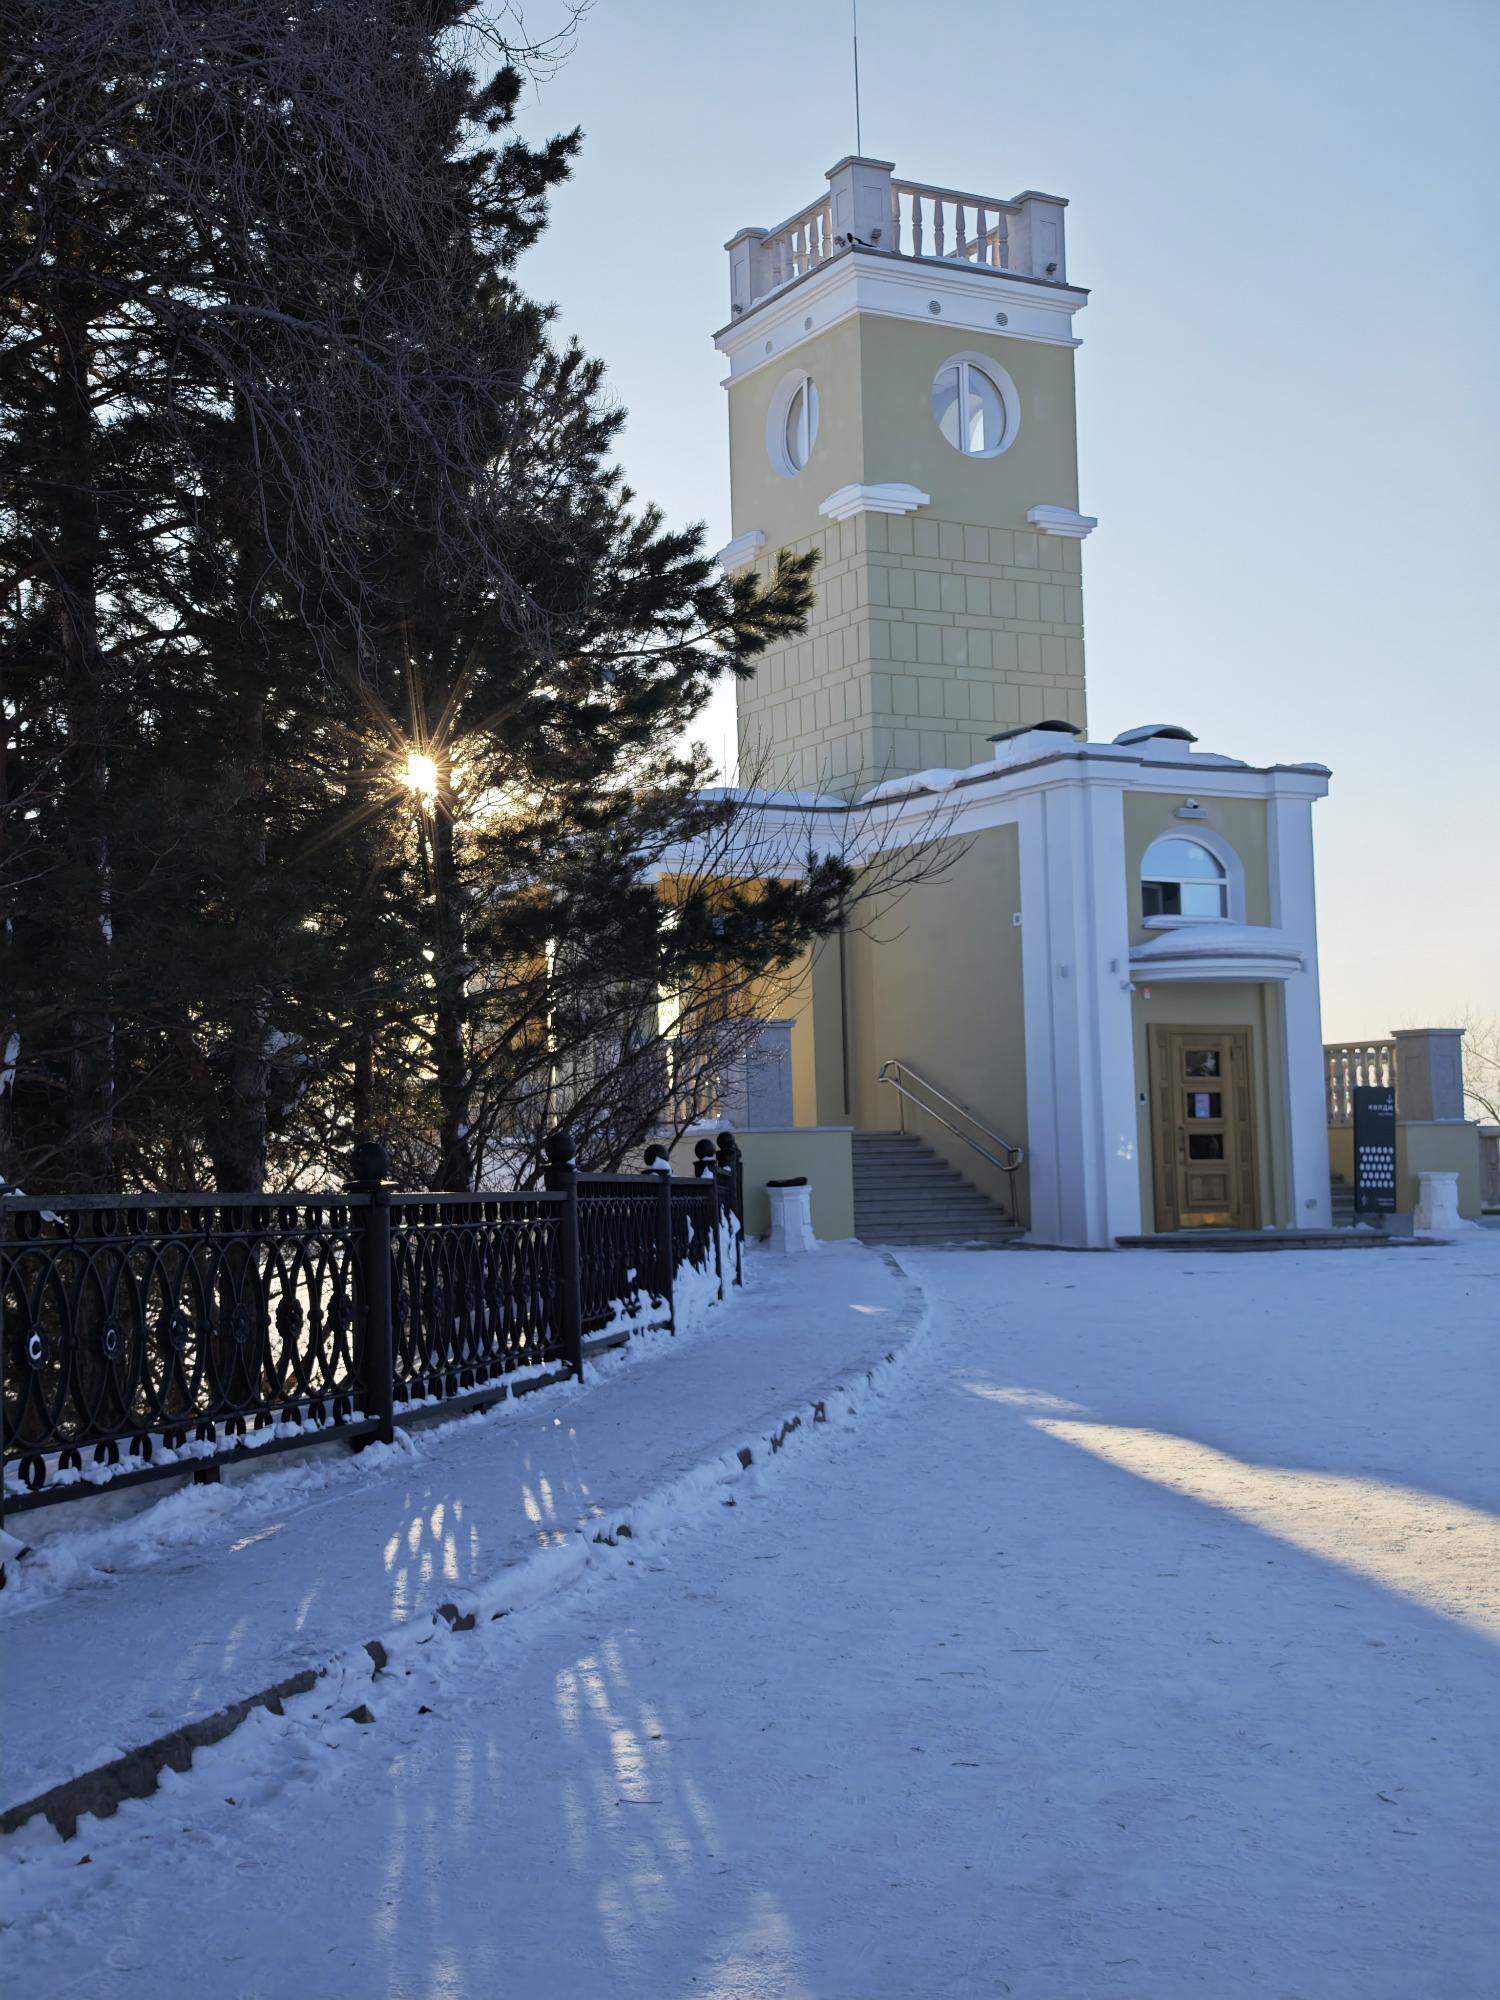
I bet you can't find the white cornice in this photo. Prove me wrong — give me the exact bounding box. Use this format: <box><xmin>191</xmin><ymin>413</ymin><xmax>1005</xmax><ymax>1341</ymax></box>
<box><xmin>714</xmin><ymin>248</ymin><xmax>1088</xmax><ymax>386</ymax></box>
<box><xmin>1027</xmin><ymin>504</ymin><xmax>1097</xmax><ymax>539</ymax></box>
<box><xmin>656</xmin><ymin>739</ymin><xmax>1329</xmax><ymax>879</ymax></box>
<box><xmin>1129</xmin><ymin>923</ymin><xmax>1307</xmax><ymax>985</ymax></box>
<box><xmin>818</xmin><ymin>482</ymin><xmax>930</xmax><ymax>524</ymax></box>
<box><xmin>715</xmin><ymin>529</ymin><xmax>765</xmax><ymax>571</ymax></box>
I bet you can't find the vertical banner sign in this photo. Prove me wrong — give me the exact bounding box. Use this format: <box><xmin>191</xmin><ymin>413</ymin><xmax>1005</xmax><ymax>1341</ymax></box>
<box><xmin>1353</xmin><ymin>1084</ymin><xmax>1397</xmax><ymax>1216</ymax></box>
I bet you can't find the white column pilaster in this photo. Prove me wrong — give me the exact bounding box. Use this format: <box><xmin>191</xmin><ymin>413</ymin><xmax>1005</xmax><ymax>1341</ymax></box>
<box><xmin>1020</xmin><ymin>778</ymin><xmax>1140</xmax><ymax>1246</ymax></box>
<box><xmin>1268</xmin><ymin>786</ymin><xmax>1332</xmax><ymax>1228</ymax></box>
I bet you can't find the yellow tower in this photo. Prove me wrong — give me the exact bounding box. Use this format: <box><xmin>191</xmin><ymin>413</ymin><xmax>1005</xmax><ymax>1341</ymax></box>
<box><xmin>715</xmin><ymin>157</ymin><xmax>1093</xmax><ymax>795</ymax></box>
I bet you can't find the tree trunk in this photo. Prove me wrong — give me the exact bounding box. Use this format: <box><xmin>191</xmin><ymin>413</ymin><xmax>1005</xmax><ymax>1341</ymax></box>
<box><xmin>0</xmin><ymin>664</ymin><xmax>16</xmax><ymax>1180</ymax></box>
<box><xmin>429</xmin><ymin>768</ymin><xmax>473</xmax><ymax>1191</ymax></box>
<box><xmin>210</xmin><ymin>675</ymin><xmax>272</xmax><ymax>1193</ymax></box>
<box><xmin>213</xmin><ymin>993</ymin><xmax>271</xmax><ymax>1191</ymax></box>
<box><xmin>56</xmin><ymin>304</ymin><xmax>115</xmax><ymax>1189</ymax></box>
<box><xmin>206</xmin><ymin>409</ymin><xmax>276</xmax><ymax>1193</ymax></box>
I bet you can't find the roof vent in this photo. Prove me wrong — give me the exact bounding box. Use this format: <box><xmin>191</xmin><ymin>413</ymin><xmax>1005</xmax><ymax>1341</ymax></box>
<box><xmin>1113</xmin><ymin>723</ymin><xmax>1198</xmax><ymax>746</ymax></box>
<box><xmin>988</xmin><ymin>718</ymin><xmax>1083</xmax><ymax>745</ymax></box>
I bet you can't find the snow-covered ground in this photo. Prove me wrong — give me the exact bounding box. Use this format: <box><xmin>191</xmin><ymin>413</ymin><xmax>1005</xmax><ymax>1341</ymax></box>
<box><xmin>0</xmin><ymin>1243</ymin><xmax>920</xmax><ymax>1814</ymax></box>
<box><xmin>4</xmin><ymin>1229</ymin><xmax>1498</xmax><ymax>1998</ymax></box>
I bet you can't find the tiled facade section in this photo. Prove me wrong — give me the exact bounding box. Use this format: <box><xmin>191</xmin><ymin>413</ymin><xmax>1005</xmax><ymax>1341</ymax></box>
<box><xmin>737</xmin><ymin>512</ymin><xmax>1087</xmax><ymax>793</ymax></box>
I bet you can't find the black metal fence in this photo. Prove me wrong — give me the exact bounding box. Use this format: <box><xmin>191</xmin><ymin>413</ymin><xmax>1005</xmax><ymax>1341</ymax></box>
<box><xmin>0</xmin><ymin>1131</ymin><xmax>744</xmax><ymax>1521</ymax></box>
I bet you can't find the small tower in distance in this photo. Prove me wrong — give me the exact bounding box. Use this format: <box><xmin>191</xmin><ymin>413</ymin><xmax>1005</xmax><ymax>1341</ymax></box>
<box><xmin>714</xmin><ymin>157</ymin><xmax>1094</xmax><ymax>795</ymax></box>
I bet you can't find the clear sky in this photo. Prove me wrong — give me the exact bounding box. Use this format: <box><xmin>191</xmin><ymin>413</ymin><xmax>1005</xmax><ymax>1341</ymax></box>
<box><xmin>513</xmin><ymin>0</ymin><xmax>1498</xmax><ymax>1040</ymax></box>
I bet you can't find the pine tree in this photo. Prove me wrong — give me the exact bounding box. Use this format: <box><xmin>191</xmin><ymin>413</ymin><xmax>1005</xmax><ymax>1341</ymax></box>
<box><xmin>3</xmin><ymin>2</ymin><xmax>900</xmax><ymax>1195</ymax></box>
<box><xmin>1</xmin><ymin>2</ymin><xmax>579</xmax><ymax>1187</ymax></box>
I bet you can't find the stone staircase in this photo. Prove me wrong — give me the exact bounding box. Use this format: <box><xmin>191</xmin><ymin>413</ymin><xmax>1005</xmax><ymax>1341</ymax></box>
<box><xmin>851</xmin><ymin>1130</ymin><xmax>1021</xmax><ymax>1248</ymax></box>
<box><xmin>1330</xmin><ymin>1173</ymin><xmax>1356</xmax><ymax>1228</ymax></box>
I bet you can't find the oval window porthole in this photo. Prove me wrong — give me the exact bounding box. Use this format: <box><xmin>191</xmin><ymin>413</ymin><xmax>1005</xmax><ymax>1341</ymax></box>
<box><xmin>767</xmin><ymin>370</ymin><xmax>820</xmax><ymax>477</ymax></box>
<box><xmin>931</xmin><ymin>353</ymin><xmax>1020</xmax><ymax>459</ymax></box>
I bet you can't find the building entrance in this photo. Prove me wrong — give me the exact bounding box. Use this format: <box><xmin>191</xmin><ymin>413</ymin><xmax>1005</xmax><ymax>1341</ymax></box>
<box><xmin>1147</xmin><ymin>1026</ymin><xmax>1259</xmax><ymax>1230</ymax></box>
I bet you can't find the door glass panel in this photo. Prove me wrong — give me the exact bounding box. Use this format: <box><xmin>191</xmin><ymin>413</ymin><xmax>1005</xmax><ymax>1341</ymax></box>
<box><xmin>1185</xmin><ymin>1091</ymin><xmax>1222</xmax><ymax>1120</ymax></box>
<box><xmin>1188</xmin><ymin>1133</ymin><xmax>1226</xmax><ymax>1159</ymax></box>
<box><xmin>1183</xmin><ymin>1049</ymin><xmax>1220</xmax><ymax>1077</ymax></box>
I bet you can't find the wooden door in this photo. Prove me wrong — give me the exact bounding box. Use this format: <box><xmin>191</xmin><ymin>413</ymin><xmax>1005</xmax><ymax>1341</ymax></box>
<box><xmin>1148</xmin><ymin>1026</ymin><xmax>1259</xmax><ymax>1231</ymax></box>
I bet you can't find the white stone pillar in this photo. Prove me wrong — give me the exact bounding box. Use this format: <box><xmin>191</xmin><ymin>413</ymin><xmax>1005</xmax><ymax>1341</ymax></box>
<box><xmin>1414</xmin><ymin>1171</ymin><xmax>1469</xmax><ymax>1233</ymax></box>
<box><xmin>1020</xmin><ymin>779</ymin><xmax>1140</xmax><ymax>1247</ymax></box>
<box><xmin>767</xmin><ymin>1183</ymin><xmax>816</xmax><ymax>1253</ymax></box>
<box><xmin>1392</xmin><ymin>1028</ymin><xmax>1466</xmax><ymax>1122</ymax></box>
<box><xmin>1267</xmin><ymin>783</ymin><xmax>1333</xmax><ymax>1228</ymax></box>
<box><xmin>1009</xmin><ymin>192</ymin><xmax>1069</xmax><ymax>280</ymax></box>
<box><xmin>724</xmin><ymin>227</ymin><xmax>769</xmax><ymax>315</ymax></box>
<box><xmin>824</xmin><ymin>156</ymin><xmax>896</xmax><ymax>250</ymax></box>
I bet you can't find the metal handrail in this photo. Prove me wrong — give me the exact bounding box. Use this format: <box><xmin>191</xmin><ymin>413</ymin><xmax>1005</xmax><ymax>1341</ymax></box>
<box><xmin>876</xmin><ymin>1060</ymin><xmax>1024</xmax><ymax>1177</ymax></box>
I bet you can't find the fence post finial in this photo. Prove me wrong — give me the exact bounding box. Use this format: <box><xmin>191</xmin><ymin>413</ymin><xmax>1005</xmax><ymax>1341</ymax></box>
<box><xmin>349</xmin><ymin>1139</ymin><xmax>391</xmax><ymax>1189</ymax></box>
<box><xmin>715</xmin><ymin>1132</ymin><xmax>745</xmax><ymax>1286</ymax></box>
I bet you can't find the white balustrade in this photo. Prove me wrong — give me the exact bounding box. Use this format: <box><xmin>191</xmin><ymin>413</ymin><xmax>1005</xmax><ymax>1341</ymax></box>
<box><xmin>890</xmin><ymin>180</ymin><xmax>1014</xmax><ymax>271</ymax></box>
<box><xmin>1324</xmin><ymin>1040</ymin><xmax>1397</xmax><ymax>1125</ymax></box>
<box><xmin>728</xmin><ymin>161</ymin><xmax>1066</xmax><ymax>314</ymax></box>
<box><xmin>764</xmin><ymin>196</ymin><xmax>836</xmax><ymax>294</ymax></box>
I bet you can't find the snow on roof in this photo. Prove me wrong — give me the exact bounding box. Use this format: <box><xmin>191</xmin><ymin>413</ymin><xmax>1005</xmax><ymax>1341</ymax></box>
<box><xmin>696</xmin><ymin>785</ymin><xmax>850</xmax><ymax>811</ymax></box>
<box><xmin>1113</xmin><ymin>722</ymin><xmax>1198</xmax><ymax>745</ymax></box>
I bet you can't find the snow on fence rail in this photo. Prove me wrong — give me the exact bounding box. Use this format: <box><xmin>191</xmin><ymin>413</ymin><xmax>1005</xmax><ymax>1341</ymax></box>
<box><xmin>0</xmin><ymin>1132</ymin><xmax>743</xmax><ymax>1520</ymax></box>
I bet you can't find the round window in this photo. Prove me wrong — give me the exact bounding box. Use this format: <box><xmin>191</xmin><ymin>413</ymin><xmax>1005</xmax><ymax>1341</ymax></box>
<box><xmin>932</xmin><ymin>355</ymin><xmax>1018</xmax><ymax>458</ymax></box>
<box><xmin>768</xmin><ymin>371</ymin><xmax>819</xmax><ymax>476</ymax></box>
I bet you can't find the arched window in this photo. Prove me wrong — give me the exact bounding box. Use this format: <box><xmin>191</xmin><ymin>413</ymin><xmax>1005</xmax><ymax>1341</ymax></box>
<box><xmin>1141</xmin><ymin>837</ymin><xmax>1228</xmax><ymax>920</ymax></box>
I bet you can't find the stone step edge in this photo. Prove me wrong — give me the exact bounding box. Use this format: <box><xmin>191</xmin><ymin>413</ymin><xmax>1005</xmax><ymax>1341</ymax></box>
<box><xmin>0</xmin><ymin>1256</ymin><xmax>933</xmax><ymax>1846</ymax></box>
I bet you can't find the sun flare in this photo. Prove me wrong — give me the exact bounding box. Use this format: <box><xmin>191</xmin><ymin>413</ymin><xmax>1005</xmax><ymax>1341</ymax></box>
<box><xmin>403</xmin><ymin>750</ymin><xmax>439</xmax><ymax>802</ymax></box>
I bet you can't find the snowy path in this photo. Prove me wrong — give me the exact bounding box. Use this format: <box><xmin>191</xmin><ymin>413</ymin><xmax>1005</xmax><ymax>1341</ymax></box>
<box><xmin>5</xmin><ymin>1232</ymin><xmax>1499</xmax><ymax>1998</ymax></box>
<box><xmin>1</xmin><ymin>1246</ymin><xmax>920</xmax><ymax>1816</ymax></box>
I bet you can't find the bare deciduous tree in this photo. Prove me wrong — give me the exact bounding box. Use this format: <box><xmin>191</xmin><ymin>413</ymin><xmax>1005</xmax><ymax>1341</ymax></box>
<box><xmin>1459</xmin><ymin>1010</ymin><xmax>1500</xmax><ymax>1126</ymax></box>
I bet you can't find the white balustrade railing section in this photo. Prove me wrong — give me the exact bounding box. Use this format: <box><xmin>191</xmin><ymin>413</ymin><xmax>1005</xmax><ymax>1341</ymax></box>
<box><xmin>890</xmin><ymin>181</ymin><xmax>1014</xmax><ymax>271</ymax></box>
<box><xmin>1325</xmin><ymin>1041</ymin><xmax>1397</xmax><ymax>1125</ymax></box>
<box><xmin>763</xmin><ymin>195</ymin><xmax>836</xmax><ymax>294</ymax></box>
<box><xmin>726</xmin><ymin>161</ymin><xmax>1069</xmax><ymax>316</ymax></box>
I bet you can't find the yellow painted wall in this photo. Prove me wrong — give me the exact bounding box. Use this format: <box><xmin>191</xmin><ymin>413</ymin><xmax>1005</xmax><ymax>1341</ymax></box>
<box><xmin>726</xmin><ymin>318</ymin><xmax>1080</xmax><ymax>546</ymax></box>
<box><xmin>743</xmin><ymin>946</ymin><xmax>827</xmax><ymax>1129</ymax></box>
<box><xmin>855</xmin><ymin>318</ymin><xmax>1080</xmax><ymax>530</ymax></box>
<box><xmin>727</xmin><ymin>317</ymin><xmax>867</xmax><ymax>551</ymax></box>
<box><xmin>841</xmin><ymin>823</ymin><xmax>1029</xmax><ymax>1224</ymax></box>
<box><xmin>1122</xmin><ymin>793</ymin><xmax>1271</xmax><ymax>946</ymax></box>
<box><xmin>668</xmin><ymin>1127</ymin><xmax>855</xmax><ymax>1240</ymax></box>
<box><xmin>1326</xmin><ymin>1120</ymin><xmax>1483</xmax><ymax>1219</ymax></box>
<box><xmin>728</xmin><ymin>317</ymin><xmax>1087</xmax><ymax>793</ymax></box>
<box><xmin>1399</xmin><ymin>1123</ymin><xmax>1483</xmax><ymax>1220</ymax></box>
<box><xmin>1131</xmin><ymin>983</ymin><xmax>1290</xmax><ymax>1228</ymax></box>
<box><xmin>810</xmin><ymin>931</ymin><xmax>849</xmax><ymax>1126</ymax></box>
